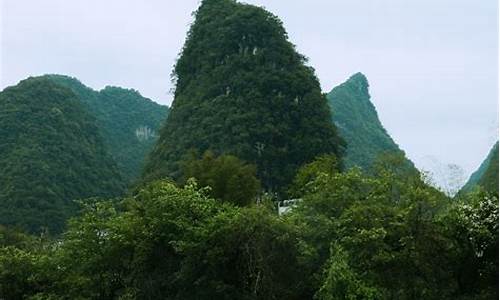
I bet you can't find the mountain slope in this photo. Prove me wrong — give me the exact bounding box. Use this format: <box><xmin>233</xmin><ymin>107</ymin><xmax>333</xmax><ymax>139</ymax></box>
<box><xmin>0</xmin><ymin>77</ymin><xmax>125</xmax><ymax>233</ymax></box>
<box><xmin>327</xmin><ymin>73</ymin><xmax>415</xmax><ymax>172</ymax></box>
<box><xmin>43</xmin><ymin>75</ymin><xmax>169</xmax><ymax>184</ymax></box>
<box><xmin>142</xmin><ymin>0</ymin><xmax>344</xmax><ymax>191</ymax></box>
<box><xmin>462</xmin><ymin>142</ymin><xmax>499</xmax><ymax>195</ymax></box>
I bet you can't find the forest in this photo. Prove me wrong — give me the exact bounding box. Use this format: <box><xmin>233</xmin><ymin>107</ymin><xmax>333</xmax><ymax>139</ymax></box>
<box><xmin>0</xmin><ymin>0</ymin><xmax>498</xmax><ymax>299</ymax></box>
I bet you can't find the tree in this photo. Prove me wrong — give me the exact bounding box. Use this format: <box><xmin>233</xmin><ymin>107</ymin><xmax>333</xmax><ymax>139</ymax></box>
<box><xmin>181</xmin><ymin>150</ymin><xmax>261</xmax><ymax>206</ymax></box>
<box><xmin>288</xmin><ymin>154</ymin><xmax>340</xmax><ymax>197</ymax></box>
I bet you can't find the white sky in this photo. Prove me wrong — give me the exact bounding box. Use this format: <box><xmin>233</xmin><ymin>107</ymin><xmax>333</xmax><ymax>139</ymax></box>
<box><xmin>1</xmin><ymin>0</ymin><xmax>498</xmax><ymax>184</ymax></box>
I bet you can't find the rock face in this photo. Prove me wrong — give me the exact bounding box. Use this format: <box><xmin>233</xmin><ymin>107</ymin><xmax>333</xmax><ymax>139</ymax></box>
<box><xmin>135</xmin><ymin>126</ymin><xmax>157</xmax><ymax>142</ymax></box>
<box><xmin>43</xmin><ymin>75</ymin><xmax>169</xmax><ymax>184</ymax></box>
<box><xmin>327</xmin><ymin>73</ymin><xmax>415</xmax><ymax>172</ymax></box>
<box><xmin>141</xmin><ymin>0</ymin><xmax>344</xmax><ymax>191</ymax></box>
<box><xmin>0</xmin><ymin>77</ymin><xmax>125</xmax><ymax>233</ymax></box>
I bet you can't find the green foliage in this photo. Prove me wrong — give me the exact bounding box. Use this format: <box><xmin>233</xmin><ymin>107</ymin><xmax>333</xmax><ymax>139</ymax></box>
<box><xmin>288</xmin><ymin>154</ymin><xmax>340</xmax><ymax>197</ymax></box>
<box><xmin>142</xmin><ymin>0</ymin><xmax>344</xmax><ymax>192</ymax></box>
<box><xmin>461</xmin><ymin>141</ymin><xmax>498</xmax><ymax>194</ymax></box>
<box><xmin>477</xmin><ymin>142</ymin><xmax>498</xmax><ymax>195</ymax></box>
<box><xmin>317</xmin><ymin>244</ymin><xmax>382</xmax><ymax>300</ymax></box>
<box><xmin>181</xmin><ymin>150</ymin><xmax>261</xmax><ymax>206</ymax></box>
<box><xmin>285</xmin><ymin>154</ymin><xmax>496</xmax><ymax>300</ymax></box>
<box><xmin>0</xmin><ymin>180</ymin><xmax>308</xmax><ymax>299</ymax></box>
<box><xmin>327</xmin><ymin>73</ymin><xmax>416</xmax><ymax>172</ymax></box>
<box><xmin>0</xmin><ymin>77</ymin><xmax>125</xmax><ymax>233</ymax></box>
<box><xmin>43</xmin><ymin>74</ymin><xmax>169</xmax><ymax>184</ymax></box>
<box><xmin>441</xmin><ymin>190</ymin><xmax>499</xmax><ymax>299</ymax></box>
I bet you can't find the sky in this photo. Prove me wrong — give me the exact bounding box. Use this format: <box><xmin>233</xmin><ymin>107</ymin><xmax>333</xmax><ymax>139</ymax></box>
<box><xmin>0</xmin><ymin>0</ymin><xmax>498</xmax><ymax>188</ymax></box>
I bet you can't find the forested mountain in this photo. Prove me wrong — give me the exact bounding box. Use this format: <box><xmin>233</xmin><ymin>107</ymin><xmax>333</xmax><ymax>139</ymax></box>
<box><xmin>43</xmin><ymin>74</ymin><xmax>169</xmax><ymax>184</ymax></box>
<box><xmin>461</xmin><ymin>141</ymin><xmax>499</xmax><ymax>194</ymax></box>
<box><xmin>327</xmin><ymin>73</ymin><xmax>416</xmax><ymax>172</ymax></box>
<box><xmin>142</xmin><ymin>0</ymin><xmax>344</xmax><ymax>191</ymax></box>
<box><xmin>0</xmin><ymin>77</ymin><xmax>125</xmax><ymax>233</ymax></box>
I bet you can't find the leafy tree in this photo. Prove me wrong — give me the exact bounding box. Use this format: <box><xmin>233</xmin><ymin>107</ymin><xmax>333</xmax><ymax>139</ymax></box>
<box><xmin>317</xmin><ymin>244</ymin><xmax>382</xmax><ymax>300</ymax></box>
<box><xmin>441</xmin><ymin>190</ymin><xmax>498</xmax><ymax>299</ymax></box>
<box><xmin>286</xmin><ymin>155</ymin><xmax>459</xmax><ymax>299</ymax></box>
<box><xmin>288</xmin><ymin>154</ymin><xmax>340</xmax><ymax>197</ymax></box>
<box><xmin>142</xmin><ymin>0</ymin><xmax>344</xmax><ymax>192</ymax></box>
<box><xmin>3</xmin><ymin>180</ymin><xmax>308</xmax><ymax>299</ymax></box>
<box><xmin>181</xmin><ymin>150</ymin><xmax>261</xmax><ymax>206</ymax></box>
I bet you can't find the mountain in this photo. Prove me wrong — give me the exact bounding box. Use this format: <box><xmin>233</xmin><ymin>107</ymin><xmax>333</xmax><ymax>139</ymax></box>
<box><xmin>462</xmin><ymin>142</ymin><xmax>499</xmax><ymax>194</ymax></box>
<box><xmin>43</xmin><ymin>75</ymin><xmax>169</xmax><ymax>184</ymax></box>
<box><xmin>0</xmin><ymin>77</ymin><xmax>125</xmax><ymax>233</ymax></box>
<box><xmin>142</xmin><ymin>0</ymin><xmax>344</xmax><ymax>191</ymax></box>
<box><xmin>327</xmin><ymin>73</ymin><xmax>415</xmax><ymax>173</ymax></box>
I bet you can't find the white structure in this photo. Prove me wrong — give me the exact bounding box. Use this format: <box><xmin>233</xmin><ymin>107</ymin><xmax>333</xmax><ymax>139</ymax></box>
<box><xmin>278</xmin><ymin>198</ymin><xmax>302</xmax><ymax>216</ymax></box>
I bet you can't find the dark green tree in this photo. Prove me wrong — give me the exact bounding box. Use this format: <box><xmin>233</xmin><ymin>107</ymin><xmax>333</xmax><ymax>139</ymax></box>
<box><xmin>181</xmin><ymin>150</ymin><xmax>261</xmax><ymax>206</ymax></box>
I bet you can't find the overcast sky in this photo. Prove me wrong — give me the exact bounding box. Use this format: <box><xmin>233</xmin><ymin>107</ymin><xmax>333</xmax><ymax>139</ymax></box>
<box><xmin>1</xmin><ymin>0</ymin><xmax>498</xmax><ymax>186</ymax></box>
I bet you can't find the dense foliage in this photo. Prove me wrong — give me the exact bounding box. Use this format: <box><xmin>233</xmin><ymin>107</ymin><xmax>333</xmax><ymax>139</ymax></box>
<box><xmin>180</xmin><ymin>150</ymin><xmax>261</xmax><ymax>206</ymax></box>
<box><xmin>0</xmin><ymin>2</ymin><xmax>496</xmax><ymax>299</ymax></box>
<box><xmin>461</xmin><ymin>141</ymin><xmax>498</xmax><ymax>194</ymax></box>
<box><xmin>43</xmin><ymin>74</ymin><xmax>169</xmax><ymax>184</ymax></box>
<box><xmin>327</xmin><ymin>73</ymin><xmax>415</xmax><ymax>172</ymax></box>
<box><xmin>0</xmin><ymin>155</ymin><xmax>496</xmax><ymax>299</ymax></box>
<box><xmin>0</xmin><ymin>78</ymin><xmax>125</xmax><ymax>233</ymax></box>
<box><xmin>142</xmin><ymin>0</ymin><xmax>344</xmax><ymax>192</ymax></box>
<box><xmin>478</xmin><ymin>143</ymin><xmax>499</xmax><ymax>194</ymax></box>
<box><xmin>460</xmin><ymin>141</ymin><xmax>499</xmax><ymax>195</ymax></box>
<box><xmin>0</xmin><ymin>181</ymin><xmax>307</xmax><ymax>299</ymax></box>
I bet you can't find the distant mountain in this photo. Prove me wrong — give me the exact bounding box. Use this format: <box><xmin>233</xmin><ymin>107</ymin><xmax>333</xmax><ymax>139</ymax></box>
<box><xmin>327</xmin><ymin>73</ymin><xmax>416</xmax><ymax>173</ymax></box>
<box><xmin>462</xmin><ymin>142</ymin><xmax>498</xmax><ymax>194</ymax></box>
<box><xmin>0</xmin><ymin>77</ymin><xmax>125</xmax><ymax>233</ymax></box>
<box><xmin>142</xmin><ymin>0</ymin><xmax>344</xmax><ymax>191</ymax></box>
<box><xmin>43</xmin><ymin>75</ymin><xmax>169</xmax><ymax>184</ymax></box>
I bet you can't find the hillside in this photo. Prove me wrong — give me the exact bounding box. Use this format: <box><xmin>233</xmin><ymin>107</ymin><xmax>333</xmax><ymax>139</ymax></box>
<box><xmin>142</xmin><ymin>0</ymin><xmax>344</xmax><ymax>191</ymax></box>
<box><xmin>0</xmin><ymin>77</ymin><xmax>125</xmax><ymax>233</ymax></box>
<box><xmin>461</xmin><ymin>141</ymin><xmax>498</xmax><ymax>194</ymax></box>
<box><xmin>43</xmin><ymin>74</ymin><xmax>169</xmax><ymax>184</ymax></box>
<box><xmin>327</xmin><ymin>73</ymin><xmax>415</xmax><ymax>173</ymax></box>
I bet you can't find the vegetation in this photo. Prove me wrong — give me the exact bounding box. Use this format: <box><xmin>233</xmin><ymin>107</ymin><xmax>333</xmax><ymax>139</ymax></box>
<box><xmin>43</xmin><ymin>74</ymin><xmax>169</xmax><ymax>184</ymax></box>
<box><xmin>142</xmin><ymin>0</ymin><xmax>344</xmax><ymax>192</ymax></box>
<box><xmin>0</xmin><ymin>1</ymin><xmax>496</xmax><ymax>299</ymax></box>
<box><xmin>0</xmin><ymin>155</ymin><xmax>497</xmax><ymax>299</ymax></box>
<box><xmin>327</xmin><ymin>73</ymin><xmax>415</xmax><ymax>172</ymax></box>
<box><xmin>0</xmin><ymin>77</ymin><xmax>125</xmax><ymax>233</ymax></box>
<box><xmin>180</xmin><ymin>150</ymin><xmax>261</xmax><ymax>206</ymax></box>
<box><xmin>461</xmin><ymin>141</ymin><xmax>499</xmax><ymax>195</ymax></box>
